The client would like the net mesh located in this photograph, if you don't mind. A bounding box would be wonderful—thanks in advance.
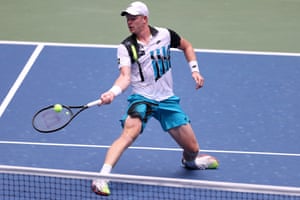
[1,165,299,200]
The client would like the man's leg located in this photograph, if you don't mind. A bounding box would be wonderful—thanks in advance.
[168,123,218,170]
[104,116,142,167]
[92,116,142,196]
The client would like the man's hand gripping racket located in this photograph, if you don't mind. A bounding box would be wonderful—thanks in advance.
[32,99,102,133]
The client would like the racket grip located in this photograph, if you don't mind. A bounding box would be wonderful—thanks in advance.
[86,99,102,107]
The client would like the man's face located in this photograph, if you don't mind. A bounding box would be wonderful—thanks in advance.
[125,14,147,34]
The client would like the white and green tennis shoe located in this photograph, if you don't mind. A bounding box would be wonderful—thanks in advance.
[92,179,110,196]
[182,154,219,170]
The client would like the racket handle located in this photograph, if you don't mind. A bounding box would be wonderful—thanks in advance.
[86,99,102,107]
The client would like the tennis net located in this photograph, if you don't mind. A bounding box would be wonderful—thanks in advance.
[1,165,299,200]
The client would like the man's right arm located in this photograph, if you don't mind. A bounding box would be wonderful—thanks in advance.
[100,44,132,104]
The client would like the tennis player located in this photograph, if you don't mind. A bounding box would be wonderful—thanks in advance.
[92,1,218,196]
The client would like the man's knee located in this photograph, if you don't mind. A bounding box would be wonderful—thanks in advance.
[124,116,142,130]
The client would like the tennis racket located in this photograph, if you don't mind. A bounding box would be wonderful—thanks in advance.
[32,99,102,133]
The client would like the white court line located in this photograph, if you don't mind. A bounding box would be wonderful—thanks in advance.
[0,140,299,157]
[1,40,300,57]
[0,44,44,118]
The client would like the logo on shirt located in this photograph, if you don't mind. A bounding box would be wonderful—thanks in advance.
[138,44,145,57]
[150,45,171,81]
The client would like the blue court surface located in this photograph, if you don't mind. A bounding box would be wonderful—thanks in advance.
[0,41,300,189]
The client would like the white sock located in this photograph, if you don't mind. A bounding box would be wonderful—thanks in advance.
[100,164,112,174]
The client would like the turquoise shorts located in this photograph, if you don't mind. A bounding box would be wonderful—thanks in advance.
[120,94,190,132]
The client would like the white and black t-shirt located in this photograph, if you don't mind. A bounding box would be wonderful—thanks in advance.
[117,26,181,101]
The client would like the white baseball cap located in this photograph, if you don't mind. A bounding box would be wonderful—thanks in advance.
[121,1,149,17]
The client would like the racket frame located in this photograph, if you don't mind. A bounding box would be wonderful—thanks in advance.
[32,99,101,133]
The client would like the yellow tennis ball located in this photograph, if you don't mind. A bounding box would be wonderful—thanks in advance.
[53,104,63,112]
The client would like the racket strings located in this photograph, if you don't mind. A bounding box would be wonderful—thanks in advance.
[32,107,73,133]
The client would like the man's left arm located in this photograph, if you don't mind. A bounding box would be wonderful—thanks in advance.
[179,38,205,89]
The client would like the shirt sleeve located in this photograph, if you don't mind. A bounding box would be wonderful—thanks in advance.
[168,29,181,48]
[117,44,131,68]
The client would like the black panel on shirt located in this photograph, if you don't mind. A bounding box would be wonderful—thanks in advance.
[168,29,181,48]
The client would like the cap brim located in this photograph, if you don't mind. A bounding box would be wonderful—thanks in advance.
[120,11,129,16]
[120,7,141,16]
